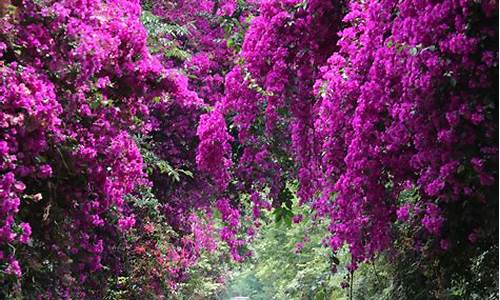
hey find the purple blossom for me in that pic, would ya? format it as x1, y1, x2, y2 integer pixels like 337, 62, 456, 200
396, 205, 411, 222
19, 223, 31, 244
118, 215, 136, 231
440, 239, 450, 251
292, 214, 303, 224
38, 164, 52, 178
422, 204, 444, 235
5, 259, 21, 277
468, 230, 478, 244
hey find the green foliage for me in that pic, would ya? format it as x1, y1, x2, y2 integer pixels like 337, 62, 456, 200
176, 248, 233, 299
220, 194, 349, 300
141, 10, 192, 61
135, 134, 193, 182
124, 185, 162, 218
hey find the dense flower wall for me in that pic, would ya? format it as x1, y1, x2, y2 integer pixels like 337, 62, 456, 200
199, 0, 498, 269
0, 0, 224, 296
0, 0, 497, 297
314, 0, 498, 265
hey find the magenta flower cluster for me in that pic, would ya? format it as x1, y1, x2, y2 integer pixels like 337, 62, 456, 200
198, 0, 498, 267
0, 0, 234, 296
0, 0, 497, 296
